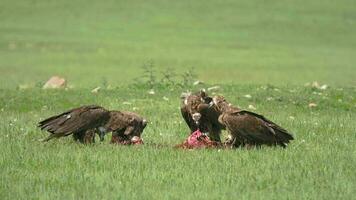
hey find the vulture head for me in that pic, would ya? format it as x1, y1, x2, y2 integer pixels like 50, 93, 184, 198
128, 117, 148, 142
105, 111, 148, 145
117, 116, 147, 145
182, 90, 213, 125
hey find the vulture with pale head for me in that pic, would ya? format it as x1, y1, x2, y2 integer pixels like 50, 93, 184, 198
212, 96, 294, 148
38, 105, 147, 144
180, 91, 224, 142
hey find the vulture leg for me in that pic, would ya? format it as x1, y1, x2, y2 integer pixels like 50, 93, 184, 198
73, 130, 96, 144
72, 131, 84, 143
83, 129, 96, 144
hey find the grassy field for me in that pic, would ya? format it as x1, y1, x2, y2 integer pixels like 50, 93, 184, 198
1, 0, 356, 199
1, 0, 356, 87
1, 86, 355, 199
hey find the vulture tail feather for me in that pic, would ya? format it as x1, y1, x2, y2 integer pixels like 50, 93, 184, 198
274, 128, 294, 145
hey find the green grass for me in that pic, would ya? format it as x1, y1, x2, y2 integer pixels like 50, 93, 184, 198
1, 0, 356, 199
0, 86, 355, 199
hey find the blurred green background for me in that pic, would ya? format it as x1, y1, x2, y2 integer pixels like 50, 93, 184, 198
1, 0, 355, 88
1, 1, 356, 199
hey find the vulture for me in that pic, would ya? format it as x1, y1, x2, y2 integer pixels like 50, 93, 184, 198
212, 96, 294, 148
107, 111, 147, 145
38, 105, 147, 144
180, 90, 224, 142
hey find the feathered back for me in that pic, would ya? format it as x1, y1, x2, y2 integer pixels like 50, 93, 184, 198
38, 105, 110, 135
239, 110, 294, 142
105, 111, 147, 132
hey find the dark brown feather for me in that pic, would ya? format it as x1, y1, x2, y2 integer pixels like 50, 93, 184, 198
213, 95, 294, 147
180, 105, 198, 132
180, 91, 224, 142
106, 111, 147, 144
38, 105, 110, 142
219, 110, 293, 147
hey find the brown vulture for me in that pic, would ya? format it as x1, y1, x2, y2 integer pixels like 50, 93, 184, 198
180, 90, 224, 142
212, 96, 294, 148
38, 105, 147, 144
106, 111, 147, 145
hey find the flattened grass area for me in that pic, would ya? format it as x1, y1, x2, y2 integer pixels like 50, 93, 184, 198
0, 0, 356, 199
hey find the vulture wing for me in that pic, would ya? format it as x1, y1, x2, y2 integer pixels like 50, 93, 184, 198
106, 111, 147, 142
240, 110, 294, 141
104, 111, 131, 132
220, 110, 293, 147
198, 104, 224, 129
38, 105, 110, 136
180, 105, 197, 132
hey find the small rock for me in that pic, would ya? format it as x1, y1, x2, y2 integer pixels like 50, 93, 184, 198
248, 105, 256, 110
308, 103, 317, 108
244, 94, 252, 99
289, 116, 295, 120
43, 76, 66, 89
91, 87, 101, 93
193, 80, 204, 85
148, 89, 155, 95
180, 92, 191, 99
266, 97, 273, 101
310, 81, 328, 90
311, 81, 320, 88
320, 84, 328, 90
163, 96, 169, 101
207, 86, 220, 91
